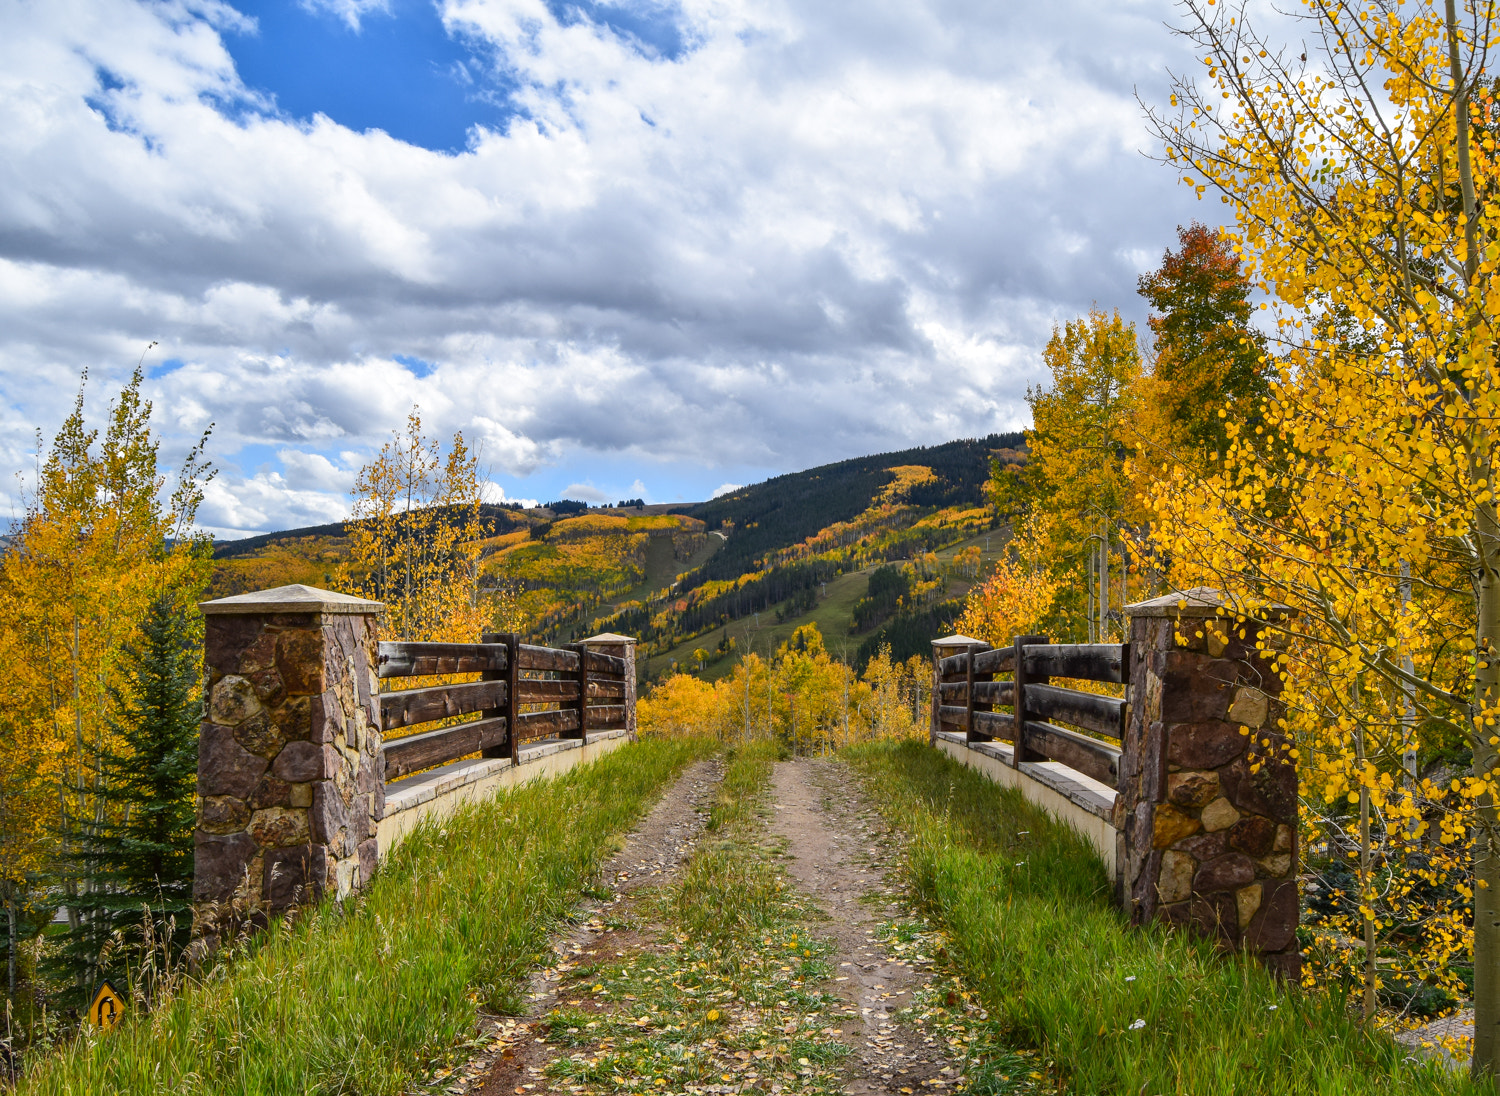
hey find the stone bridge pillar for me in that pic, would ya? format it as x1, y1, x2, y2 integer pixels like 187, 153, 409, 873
1118, 588, 1300, 976
194, 585, 384, 949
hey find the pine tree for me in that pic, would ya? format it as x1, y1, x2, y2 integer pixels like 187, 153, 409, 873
59, 590, 202, 1002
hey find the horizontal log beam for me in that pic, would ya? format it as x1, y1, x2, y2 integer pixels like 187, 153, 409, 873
383, 717, 508, 780
938, 680, 1015, 705
1022, 720, 1121, 787
380, 680, 509, 731
588, 704, 626, 726
973, 709, 1015, 741
376, 641, 508, 679
517, 644, 579, 673
517, 679, 580, 703
1024, 683, 1125, 740
938, 705, 969, 727
516, 707, 581, 739
1021, 643, 1127, 684
583, 649, 627, 676
938, 644, 992, 677
972, 647, 1016, 676
515, 679, 629, 703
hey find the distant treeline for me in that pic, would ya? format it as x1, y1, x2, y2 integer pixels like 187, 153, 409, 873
213, 502, 529, 559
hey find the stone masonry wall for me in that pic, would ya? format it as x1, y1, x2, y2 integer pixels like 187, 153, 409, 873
194, 606, 383, 947
1117, 590, 1299, 977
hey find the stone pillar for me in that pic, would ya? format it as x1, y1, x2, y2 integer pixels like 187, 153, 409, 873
1117, 588, 1300, 976
194, 584, 385, 948
580, 632, 638, 741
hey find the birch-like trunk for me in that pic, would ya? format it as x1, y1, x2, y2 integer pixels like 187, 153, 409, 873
1470, 493, 1500, 1078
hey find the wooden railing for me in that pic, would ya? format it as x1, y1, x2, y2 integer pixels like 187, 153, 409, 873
377, 634, 631, 781
934, 636, 1125, 787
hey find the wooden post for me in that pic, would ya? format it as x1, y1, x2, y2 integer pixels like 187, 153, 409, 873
1117, 588, 1299, 977
1011, 633, 1049, 766
194, 584, 384, 951
506, 634, 521, 762
964, 642, 977, 745
576, 642, 590, 744
479, 631, 510, 761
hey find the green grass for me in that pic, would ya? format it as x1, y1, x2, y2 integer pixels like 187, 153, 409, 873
845, 741, 1479, 1096
17, 739, 711, 1096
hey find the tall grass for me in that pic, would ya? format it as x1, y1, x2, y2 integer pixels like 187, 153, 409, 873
847, 741, 1479, 1096
17, 739, 710, 1096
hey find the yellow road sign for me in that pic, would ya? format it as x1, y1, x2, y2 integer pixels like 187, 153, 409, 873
88, 980, 125, 1030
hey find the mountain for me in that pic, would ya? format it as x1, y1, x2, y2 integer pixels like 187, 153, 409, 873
207, 433, 1025, 676
678, 434, 1020, 585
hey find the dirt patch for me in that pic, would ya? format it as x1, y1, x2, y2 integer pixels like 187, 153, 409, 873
767, 760, 963, 1096
424, 759, 724, 1096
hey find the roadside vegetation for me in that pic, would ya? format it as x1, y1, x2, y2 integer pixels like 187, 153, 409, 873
14, 740, 708, 1095
847, 741, 1474, 1096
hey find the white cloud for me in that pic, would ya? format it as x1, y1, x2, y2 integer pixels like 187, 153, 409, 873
710, 483, 741, 499
0, 0, 1211, 533
299, 0, 391, 31
560, 482, 609, 503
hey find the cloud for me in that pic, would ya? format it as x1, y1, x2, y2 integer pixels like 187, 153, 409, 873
560, 482, 609, 503
0, 0, 1210, 534
299, 0, 392, 32
710, 483, 741, 499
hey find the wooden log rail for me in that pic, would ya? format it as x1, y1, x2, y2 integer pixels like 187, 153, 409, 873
377, 635, 632, 780
933, 637, 1127, 788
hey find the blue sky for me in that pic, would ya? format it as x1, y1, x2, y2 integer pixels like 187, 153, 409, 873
226, 1, 506, 153
0, 0, 1209, 536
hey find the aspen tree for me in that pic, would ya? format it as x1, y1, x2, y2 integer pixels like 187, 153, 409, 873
1147, 0, 1500, 1073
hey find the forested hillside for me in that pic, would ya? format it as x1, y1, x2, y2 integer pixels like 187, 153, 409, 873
206, 434, 1021, 680
680, 434, 1019, 584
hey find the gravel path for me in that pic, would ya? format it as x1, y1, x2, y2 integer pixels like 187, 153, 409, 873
768, 760, 959, 1096
425, 759, 725, 1096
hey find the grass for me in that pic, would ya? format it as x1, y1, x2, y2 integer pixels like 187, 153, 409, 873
527, 740, 853, 1096
845, 740, 1480, 1096
16, 738, 711, 1096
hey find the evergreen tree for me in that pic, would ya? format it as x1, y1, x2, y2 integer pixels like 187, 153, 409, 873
59, 590, 202, 1002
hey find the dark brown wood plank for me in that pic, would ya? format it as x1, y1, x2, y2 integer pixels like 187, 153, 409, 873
588, 679, 627, 699
516, 707, 581, 739
582, 649, 627, 676
380, 680, 509, 731
973, 709, 1015, 741
1025, 684, 1125, 740
972, 647, 1016, 676
517, 644, 580, 672
376, 641, 508, 679
1021, 720, 1121, 787
587, 703, 627, 726
938, 704, 969, 727
1022, 644, 1127, 684
383, 716, 508, 780
938, 680, 1014, 705
517, 679, 582, 703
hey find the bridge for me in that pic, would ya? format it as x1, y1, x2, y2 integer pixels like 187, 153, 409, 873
189, 582, 1298, 971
